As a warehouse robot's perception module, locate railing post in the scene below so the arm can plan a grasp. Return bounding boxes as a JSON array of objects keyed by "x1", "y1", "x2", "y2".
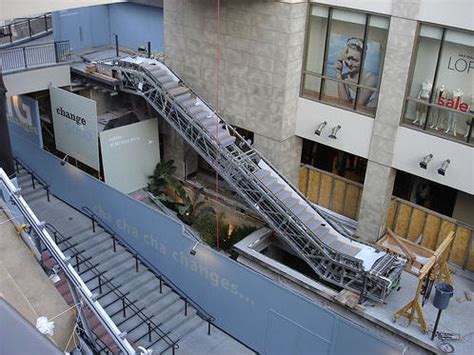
[
  {"x1": 44, "y1": 15, "x2": 48, "y2": 32},
  {"x1": 54, "y1": 41, "x2": 59, "y2": 63},
  {"x1": 115, "y1": 34, "x2": 119, "y2": 57},
  {"x1": 159, "y1": 278, "x2": 163, "y2": 294},
  {"x1": 31, "y1": 174, "x2": 35, "y2": 189},
  {"x1": 28, "y1": 19, "x2": 32, "y2": 37},
  {"x1": 135, "y1": 256, "x2": 139, "y2": 272},
  {"x1": 23, "y1": 47, "x2": 27, "y2": 68},
  {"x1": 91, "y1": 216, "x2": 96, "y2": 233},
  {"x1": 122, "y1": 298, "x2": 126, "y2": 318},
  {"x1": 147, "y1": 41, "x2": 151, "y2": 58},
  {"x1": 113, "y1": 238, "x2": 116, "y2": 252},
  {"x1": 8, "y1": 24, "x2": 12, "y2": 43},
  {"x1": 98, "y1": 274, "x2": 102, "y2": 294},
  {"x1": 148, "y1": 323, "x2": 152, "y2": 342},
  {"x1": 207, "y1": 321, "x2": 211, "y2": 335},
  {"x1": 46, "y1": 188, "x2": 50, "y2": 202},
  {"x1": 184, "y1": 300, "x2": 188, "y2": 316}
]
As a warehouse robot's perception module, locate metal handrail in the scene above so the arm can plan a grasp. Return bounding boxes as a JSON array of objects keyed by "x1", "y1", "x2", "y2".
[
  {"x1": 0, "y1": 40, "x2": 69, "y2": 51},
  {"x1": 14, "y1": 157, "x2": 50, "y2": 201},
  {"x1": 0, "y1": 40, "x2": 70, "y2": 72},
  {"x1": 81, "y1": 206, "x2": 215, "y2": 324},
  {"x1": 44, "y1": 222, "x2": 174, "y2": 354},
  {"x1": 0, "y1": 168, "x2": 136, "y2": 354},
  {"x1": 0, "y1": 13, "x2": 52, "y2": 46}
]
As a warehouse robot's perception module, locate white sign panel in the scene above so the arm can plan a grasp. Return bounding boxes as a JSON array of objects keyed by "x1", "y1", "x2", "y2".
[
  {"x1": 50, "y1": 87, "x2": 99, "y2": 170},
  {"x1": 100, "y1": 119, "x2": 160, "y2": 194}
]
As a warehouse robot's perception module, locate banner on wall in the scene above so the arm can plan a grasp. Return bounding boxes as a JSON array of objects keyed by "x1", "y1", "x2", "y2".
[
  {"x1": 99, "y1": 119, "x2": 160, "y2": 194},
  {"x1": 6, "y1": 95, "x2": 43, "y2": 148},
  {"x1": 50, "y1": 86, "x2": 99, "y2": 170}
]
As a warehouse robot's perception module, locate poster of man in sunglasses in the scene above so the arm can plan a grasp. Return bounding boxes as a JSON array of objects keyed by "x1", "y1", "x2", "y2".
[{"x1": 329, "y1": 36, "x2": 380, "y2": 109}]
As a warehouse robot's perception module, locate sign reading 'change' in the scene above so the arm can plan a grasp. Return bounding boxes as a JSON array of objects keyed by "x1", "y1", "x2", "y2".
[{"x1": 50, "y1": 87, "x2": 99, "y2": 170}]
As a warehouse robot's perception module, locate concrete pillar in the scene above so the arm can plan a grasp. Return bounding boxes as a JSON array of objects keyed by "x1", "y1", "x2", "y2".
[
  {"x1": 356, "y1": 16, "x2": 418, "y2": 243},
  {"x1": 163, "y1": 0, "x2": 307, "y2": 185},
  {"x1": 161, "y1": 121, "x2": 198, "y2": 179},
  {"x1": 0, "y1": 71, "x2": 15, "y2": 177}
]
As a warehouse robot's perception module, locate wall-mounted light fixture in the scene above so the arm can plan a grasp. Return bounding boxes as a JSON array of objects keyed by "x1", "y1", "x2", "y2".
[
  {"x1": 328, "y1": 125, "x2": 341, "y2": 139},
  {"x1": 190, "y1": 241, "x2": 199, "y2": 256},
  {"x1": 60, "y1": 154, "x2": 70, "y2": 166},
  {"x1": 437, "y1": 159, "x2": 451, "y2": 176},
  {"x1": 314, "y1": 121, "x2": 327, "y2": 136},
  {"x1": 419, "y1": 154, "x2": 433, "y2": 169}
]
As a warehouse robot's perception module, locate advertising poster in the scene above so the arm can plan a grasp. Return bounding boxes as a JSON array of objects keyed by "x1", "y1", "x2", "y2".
[
  {"x1": 100, "y1": 119, "x2": 160, "y2": 194},
  {"x1": 6, "y1": 95, "x2": 43, "y2": 148},
  {"x1": 325, "y1": 34, "x2": 381, "y2": 108},
  {"x1": 50, "y1": 86, "x2": 99, "y2": 170}
]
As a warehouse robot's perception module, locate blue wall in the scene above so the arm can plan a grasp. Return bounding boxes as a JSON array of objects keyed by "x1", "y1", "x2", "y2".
[
  {"x1": 52, "y1": 3, "x2": 164, "y2": 52},
  {"x1": 10, "y1": 132, "x2": 402, "y2": 355},
  {"x1": 52, "y1": 6, "x2": 111, "y2": 51},
  {"x1": 109, "y1": 3, "x2": 164, "y2": 53}
]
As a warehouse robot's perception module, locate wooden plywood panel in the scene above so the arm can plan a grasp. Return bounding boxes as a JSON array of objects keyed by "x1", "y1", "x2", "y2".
[
  {"x1": 386, "y1": 200, "x2": 397, "y2": 230},
  {"x1": 343, "y1": 184, "x2": 360, "y2": 220},
  {"x1": 318, "y1": 174, "x2": 333, "y2": 208},
  {"x1": 298, "y1": 167, "x2": 309, "y2": 195},
  {"x1": 306, "y1": 170, "x2": 321, "y2": 203},
  {"x1": 467, "y1": 237, "x2": 474, "y2": 272},
  {"x1": 407, "y1": 208, "x2": 427, "y2": 242},
  {"x1": 332, "y1": 179, "x2": 346, "y2": 215},
  {"x1": 449, "y1": 227, "x2": 471, "y2": 266},
  {"x1": 422, "y1": 215, "x2": 442, "y2": 250},
  {"x1": 436, "y1": 220, "x2": 456, "y2": 249},
  {"x1": 394, "y1": 203, "x2": 412, "y2": 238}
]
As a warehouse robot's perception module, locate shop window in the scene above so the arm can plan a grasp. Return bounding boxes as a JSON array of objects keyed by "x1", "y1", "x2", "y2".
[
  {"x1": 403, "y1": 24, "x2": 474, "y2": 145},
  {"x1": 301, "y1": 5, "x2": 389, "y2": 117},
  {"x1": 301, "y1": 139, "x2": 367, "y2": 184}
]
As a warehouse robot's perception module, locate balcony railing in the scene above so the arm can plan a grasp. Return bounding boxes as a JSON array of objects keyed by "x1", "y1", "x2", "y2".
[
  {"x1": 0, "y1": 41, "x2": 70, "y2": 73},
  {"x1": 0, "y1": 14, "x2": 53, "y2": 47}
]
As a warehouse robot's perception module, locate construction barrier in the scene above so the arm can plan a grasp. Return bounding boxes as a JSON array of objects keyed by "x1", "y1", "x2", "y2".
[
  {"x1": 299, "y1": 165, "x2": 363, "y2": 220},
  {"x1": 387, "y1": 198, "x2": 474, "y2": 271},
  {"x1": 299, "y1": 165, "x2": 474, "y2": 271}
]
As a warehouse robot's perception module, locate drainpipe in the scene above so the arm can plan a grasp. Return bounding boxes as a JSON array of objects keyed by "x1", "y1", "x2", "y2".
[{"x1": 0, "y1": 69, "x2": 15, "y2": 178}]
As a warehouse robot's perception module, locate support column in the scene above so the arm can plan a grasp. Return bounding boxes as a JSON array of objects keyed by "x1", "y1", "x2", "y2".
[
  {"x1": 0, "y1": 71, "x2": 15, "y2": 178},
  {"x1": 163, "y1": 0, "x2": 307, "y2": 185},
  {"x1": 162, "y1": 122, "x2": 198, "y2": 180},
  {"x1": 356, "y1": 17, "x2": 418, "y2": 243}
]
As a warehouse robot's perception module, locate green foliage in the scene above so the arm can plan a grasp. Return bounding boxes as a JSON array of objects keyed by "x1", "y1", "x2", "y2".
[
  {"x1": 147, "y1": 160, "x2": 187, "y2": 205},
  {"x1": 191, "y1": 212, "x2": 226, "y2": 248},
  {"x1": 192, "y1": 211, "x2": 257, "y2": 252}
]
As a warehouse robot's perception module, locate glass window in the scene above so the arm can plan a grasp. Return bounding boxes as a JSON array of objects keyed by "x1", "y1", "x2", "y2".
[
  {"x1": 403, "y1": 24, "x2": 474, "y2": 145},
  {"x1": 301, "y1": 5, "x2": 389, "y2": 117}
]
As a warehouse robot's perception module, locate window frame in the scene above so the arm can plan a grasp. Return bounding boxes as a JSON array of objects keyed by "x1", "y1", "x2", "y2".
[
  {"x1": 300, "y1": 4, "x2": 389, "y2": 118},
  {"x1": 401, "y1": 23, "x2": 474, "y2": 146}
]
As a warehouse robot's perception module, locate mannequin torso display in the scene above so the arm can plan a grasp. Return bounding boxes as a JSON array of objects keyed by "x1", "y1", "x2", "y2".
[
  {"x1": 430, "y1": 84, "x2": 447, "y2": 130},
  {"x1": 413, "y1": 80, "x2": 432, "y2": 125},
  {"x1": 446, "y1": 89, "x2": 463, "y2": 136}
]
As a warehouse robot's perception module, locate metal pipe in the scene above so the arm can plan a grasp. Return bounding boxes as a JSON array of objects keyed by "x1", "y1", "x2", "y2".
[{"x1": 431, "y1": 309, "x2": 442, "y2": 340}]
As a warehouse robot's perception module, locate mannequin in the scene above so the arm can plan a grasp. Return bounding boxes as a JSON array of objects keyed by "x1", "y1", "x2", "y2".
[
  {"x1": 413, "y1": 80, "x2": 432, "y2": 126},
  {"x1": 465, "y1": 96, "x2": 474, "y2": 138},
  {"x1": 429, "y1": 84, "x2": 447, "y2": 130},
  {"x1": 445, "y1": 88, "x2": 463, "y2": 136}
]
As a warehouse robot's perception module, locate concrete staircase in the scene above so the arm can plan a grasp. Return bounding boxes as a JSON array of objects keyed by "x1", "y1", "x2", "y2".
[{"x1": 16, "y1": 167, "x2": 208, "y2": 354}]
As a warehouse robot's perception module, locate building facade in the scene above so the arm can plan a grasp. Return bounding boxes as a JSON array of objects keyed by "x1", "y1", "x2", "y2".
[{"x1": 163, "y1": 0, "x2": 474, "y2": 243}]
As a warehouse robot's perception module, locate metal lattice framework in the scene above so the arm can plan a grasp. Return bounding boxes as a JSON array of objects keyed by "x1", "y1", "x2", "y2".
[{"x1": 103, "y1": 58, "x2": 404, "y2": 302}]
